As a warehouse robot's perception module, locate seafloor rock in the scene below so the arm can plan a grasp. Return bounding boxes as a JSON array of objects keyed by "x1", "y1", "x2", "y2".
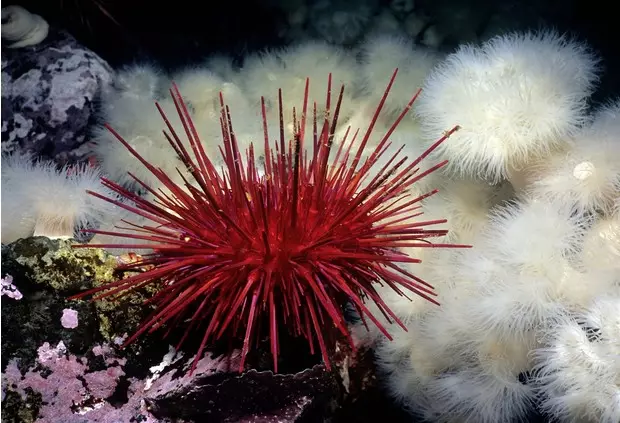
[
  {"x1": 0, "y1": 237, "x2": 143, "y2": 371},
  {"x1": 1, "y1": 236, "x2": 116, "y2": 292},
  {"x1": 1, "y1": 28, "x2": 113, "y2": 165},
  {"x1": 142, "y1": 335, "x2": 388, "y2": 422},
  {"x1": 146, "y1": 355, "x2": 340, "y2": 422},
  {"x1": 0, "y1": 236, "x2": 387, "y2": 422}
]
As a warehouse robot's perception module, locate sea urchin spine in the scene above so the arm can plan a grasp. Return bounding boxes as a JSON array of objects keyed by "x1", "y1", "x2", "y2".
[{"x1": 71, "y1": 69, "x2": 465, "y2": 373}]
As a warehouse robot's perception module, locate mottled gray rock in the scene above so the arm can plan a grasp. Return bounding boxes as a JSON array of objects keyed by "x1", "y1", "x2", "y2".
[{"x1": 1, "y1": 28, "x2": 113, "y2": 165}]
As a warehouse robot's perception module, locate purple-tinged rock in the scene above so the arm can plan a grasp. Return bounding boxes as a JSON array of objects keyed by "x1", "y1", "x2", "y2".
[
  {"x1": 142, "y1": 337, "x2": 384, "y2": 423},
  {"x1": 145, "y1": 350, "x2": 340, "y2": 422}
]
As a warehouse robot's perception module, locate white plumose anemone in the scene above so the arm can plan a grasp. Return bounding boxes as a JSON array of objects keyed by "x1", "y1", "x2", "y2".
[{"x1": 415, "y1": 31, "x2": 599, "y2": 182}]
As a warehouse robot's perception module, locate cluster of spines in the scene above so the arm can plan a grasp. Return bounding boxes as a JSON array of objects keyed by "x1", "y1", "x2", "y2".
[{"x1": 71, "y1": 69, "x2": 464, "y2": 373}]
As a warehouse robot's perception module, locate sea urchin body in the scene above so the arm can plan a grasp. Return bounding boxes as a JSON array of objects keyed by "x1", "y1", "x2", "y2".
[{"x1": 72, "y1": 69, "x2": 464, "y2": 373}]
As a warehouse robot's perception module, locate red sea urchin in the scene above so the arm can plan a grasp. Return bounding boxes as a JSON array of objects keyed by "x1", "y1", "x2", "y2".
[{"x1": 71, "y1": 69, "x2": 464, "y2": 374}]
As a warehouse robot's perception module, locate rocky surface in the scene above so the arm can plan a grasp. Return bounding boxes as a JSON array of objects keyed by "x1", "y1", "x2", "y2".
[
  {"x1": 0, "y1": 237, "x2": 392, "y2": 422},
  {"x1": 1, "y1": 28, "x2": 113, "y2": 165}
]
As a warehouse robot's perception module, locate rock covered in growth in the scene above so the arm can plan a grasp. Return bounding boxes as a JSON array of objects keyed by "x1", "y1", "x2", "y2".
[
  {"x1": 1, "y1": 340, "x2": 172, "y2": 423},
  {"x1": 2, "y1": 237, "x2": 116, "y2": 292},
  {"x1": 1, "y1": 340, "x2": 378, "y2": 423},
  {"x1": 0, "y1": 236, "x2": 170, "y2": 422},
  {"x1": 1, "y1": 238, "x2": 107, "y2": 369},
  {"x1": 1, "y1": 28, "x2": 113, "y2": 165},
  {"x1": 0, "y1": 235, "x2": 392, "y2": 422},
  {"x1": 0, "y1": 237, "x2": 144, "y2": 370}
]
